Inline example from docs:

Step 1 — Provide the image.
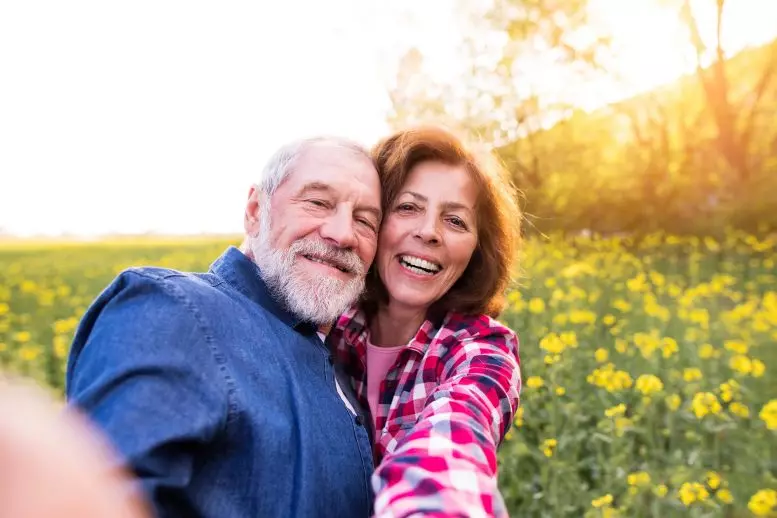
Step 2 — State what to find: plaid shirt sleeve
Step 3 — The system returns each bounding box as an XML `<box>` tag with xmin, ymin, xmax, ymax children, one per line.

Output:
<box><xmin>371</xmin><ymin>322</ymin><xmax>521</xmax><ymax>518</ymax></box>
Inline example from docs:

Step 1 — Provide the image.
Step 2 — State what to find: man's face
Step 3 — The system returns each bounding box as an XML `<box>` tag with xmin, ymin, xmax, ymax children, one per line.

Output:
<box><xmin>245</xmin><ymin>144</ymin><xmax>381</xmax><ymax>324</ymax></box>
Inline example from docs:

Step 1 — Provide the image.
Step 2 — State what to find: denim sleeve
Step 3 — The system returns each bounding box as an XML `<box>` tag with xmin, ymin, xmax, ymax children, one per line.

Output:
<box><xmin>66</xmin><ymin>270</ymin><xmax>230</xmax><ymax>517</ymax></box>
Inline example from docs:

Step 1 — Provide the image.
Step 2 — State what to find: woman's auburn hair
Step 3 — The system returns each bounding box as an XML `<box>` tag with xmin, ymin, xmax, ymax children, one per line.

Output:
<box><xmin>363</xmin><ymin>125</ymin><xmax>522</xmax><ymax>318</ymax></box>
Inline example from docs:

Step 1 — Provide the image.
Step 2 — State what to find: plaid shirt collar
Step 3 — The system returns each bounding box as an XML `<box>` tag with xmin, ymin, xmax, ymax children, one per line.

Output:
<box><xmin>331</xmin><ymin>305</ymin><xmax>450</xmax><ymax>398</ymax></box>
<box><xmin>337</xmin><ymin>305</ymin><xmax>436</xmax><ymax>352</ymax></box>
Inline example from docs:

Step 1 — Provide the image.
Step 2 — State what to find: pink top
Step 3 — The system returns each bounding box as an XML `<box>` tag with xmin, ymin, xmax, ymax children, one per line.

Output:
<box><xmin>365</xmin><ymin>338</ymin><xmax>405</xmax><ymax>436</ymax></box>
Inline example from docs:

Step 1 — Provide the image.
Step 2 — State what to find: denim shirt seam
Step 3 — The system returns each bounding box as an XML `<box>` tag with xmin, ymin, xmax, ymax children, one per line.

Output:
<box><xmin>147</xmin><ymin>272</ymin><xmax>238</xmax><ymax>430</ymax></box>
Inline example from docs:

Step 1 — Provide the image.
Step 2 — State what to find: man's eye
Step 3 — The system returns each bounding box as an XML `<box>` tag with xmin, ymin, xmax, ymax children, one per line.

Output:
<box><xmin>308</xmin><ymin>199</ymin><xmax>328</xmax><ymax>208</ymax></box>
<box><xmin>358</xmin><ymin>219</ymin><xmax>377</xmax><ymax>231</ymax></box>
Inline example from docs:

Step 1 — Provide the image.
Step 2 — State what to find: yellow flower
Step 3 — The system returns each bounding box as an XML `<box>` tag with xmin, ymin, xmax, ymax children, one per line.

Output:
<box><xmin>541</xmin><ymin>438</ymin><xmax>557</xmax><ymax>457</ymax></box>
<box><xmin>53</xmin><ymin>335</ymin><xmax>69</xmax><ymax>359</ymax></box>
<box><xmin>759</xmin><ymin>400</ymin><xmax>777</xmax><ymax>430</ymax></box>
<box><xmin>591</xmin><ymin>494</ymin><xmax>613</xmax><ymax>508</ymax></box>
<box><xmin>751</xmin><ymin>358</ymin><xmax>765</xmax><ymax>377</ymax></box>
<box><xmin>627</xmin><ymin>273</ymin><xmax>648</xmax><ymax>292</ymax></box>
<box><xmin>560</xmin><ymin>332</ymin><xmax>578</xmax><ymax>347</ymax></box>
<box><xmin>13</xmin><ymin>331</ymin><xmax>31</xmax><ymax>343</ymax></box>
<box><xmin>704</xmin><ymin>236</ymin><xmax>720</xmax><ymax>251</ymax></box>
<box><xmin>569</xmin><ymin>309</ymin><xmax>596</xmax><ymax>324</ymax></box>
<box><xmin>698</xmin><ymin>343</ymin><xmax>716</xmax><ymax>359</ymax></box>
<box><xmin>683</xmin><ymin>368</ymin><xmax>702</xmax><ymax>382</ymax></box>
<box><xmin>719</xmin><ymin>379</ymin><xmax>739</xmax><ymax>402</ymax></box>
<box><xmin>691</xmin><ymin>392</ymin><xmax>722</xmax><ymax>419</ymax></box>
<box><xmin>678</xmin><ymin>482</ymin><xmax>710</xmax><ymax>506</ymax></box>
<box><xmin>513</xmin><ymin>406</ymin><xmax>524</xmax><ymax>427</ymax></box>
<box><xmin>613</xmin><ymin>417</ymin><xmax>632</xmax><ymax>437</ymax></box>
<box><xmin>668</xmin><ymin>284</ymin><xmax>682</xmax><ymax>297</ymax></box>
<box><xmin>716</xmin><ymin>488</ymin><xmax>733</xmax><ymax>504</ymax></box>
<box><xmin>526</xmin><ymin>376</ymin><xmax>544</xmax><ymax>389</ymax></box>
<box><xmin>613</xmin><ymin>299</ymin><xmax>631</xmax><ymax>312</ymax></box>
<box><xmin>588</xmin><ymin>364</ymin><xmax>633</xmax><ymax>393</ymax></box>
<box><xmin>654</xmin><ymin>484</ymin><xmax>668</xmax><ymax>498</ymax></box>
<box><xmin>19</xmin><ymin>345</ymin><xmax>41</xmax><ymax>362</ymax></box>
<box><xmin>724</xmin><ymin>339</ymin><xmax>748</xmax><ymax>354</ymax></box>
<box><xmin>666</xmin><ymin>394</ymin><xmax>681</xmax><ymax>411</ymax></box>
<box><xmin>0</xmin><ymin>302</ymin><xmax>8</xmax><ymax>315</ymax></box>
<box><xmin>627</xmin><ymin>471</ymin><xmax>651</xmax><ymax>487</ymax></box>
<box><xmin>705</xmin><ymin>471</ymin><xmax>721</xmax><ymax>490</ymax></box>
<box><xmin>688</xmin><ymin>308</ymin><xmax>709</xmax><ymax>329</ymax></box>
<box><xmin>634</xmin><ymin>332</ymin><xmax>659</xmax><ymax>359</ymax></box>
<box><xmin>605</xmin><ymin>404</ymin><xmax>626</xmax><ymax>418</ymax></box>
<box><xmin>529</xmin><ymin>298</ymin><xmax>546</xmax><ymax>314</ymax></box>
<box><xmin>603</xmin><ymin>314</ymin><xmax>616</xmax><ymax>326</ymax></box>
<box><xmin>53</xmin><ymin>316</ymin><xmax>79</xmax><ymax>335</ymax></box>
<box><xmin>661</xmin><ymin>337</ymin><xmax>678</xmax><ymax>358</ymax></box>
<box><xmin>649</xmin><ymin>270</ymin><xmax>665</xmax><ymax>287</ymax></box>
<box><xmin>748</xmin><ymin>489</ymin><xmax>777</xmax><ymax>517</ymax></box>
<box><xmin>540</xmin><ymin>333</ymin><xmax>566</xmax><ymax>354</ymax></box>
<box><xmin>635</xmin><ymin>374</ymin><xmax>663</xmax><ymax>396</ymax></box>
<box><xmin>555</xmin><ymin>386</ymin><xmax>566</xmax><ymax>396</ymax></box>
<box><xmin>594</xmin><ymin>348</ymin><xmax>609</xmax><ymax>363</ymax></box>
<box><xmin>614</xmin><ymin>339</ymin><xmax>627</xmax><ymax>354</ymax></box>
<box><xmin>729</xmin><ymin>402</ymin><xmax>750</xmax><ymax>418</ymax></box>
<box><xmin>729</xmin><ymin>354</ymin><xmax>753</xmax><ymax>375</ymax></box>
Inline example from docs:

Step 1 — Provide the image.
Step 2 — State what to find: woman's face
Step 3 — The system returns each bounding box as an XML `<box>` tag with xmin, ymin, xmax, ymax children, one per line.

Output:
<box><xmin>376</xmin><ymin>160</ymin><xmax>479</xmax><ymax>313</ymax></box>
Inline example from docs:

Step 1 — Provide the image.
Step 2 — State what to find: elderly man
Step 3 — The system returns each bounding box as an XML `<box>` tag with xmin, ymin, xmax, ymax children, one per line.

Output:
<box><xmin>66</xmin><ymin>137</ymin><xmax>382</xmax><ymax>518</ymax></box>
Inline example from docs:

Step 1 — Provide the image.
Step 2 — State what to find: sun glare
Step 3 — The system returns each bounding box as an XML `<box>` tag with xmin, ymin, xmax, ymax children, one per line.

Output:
<box><xmin>591</xmin><ymin>0</ymin><xmax>777</xmax><ymax>103</ymax></box>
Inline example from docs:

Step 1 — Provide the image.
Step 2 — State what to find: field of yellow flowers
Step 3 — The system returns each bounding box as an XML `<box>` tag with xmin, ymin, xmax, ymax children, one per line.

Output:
<box><xmin>0</xmin><ymin>232</ymin><xmax>775</xmax><ymax>517</ymax></box>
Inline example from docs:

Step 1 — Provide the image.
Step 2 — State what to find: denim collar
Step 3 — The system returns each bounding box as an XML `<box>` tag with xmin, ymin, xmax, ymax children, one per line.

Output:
<box><xmin>209</xmin><ymin>246</ymin><xmax>315</xmax><ymax>333</ymax></box>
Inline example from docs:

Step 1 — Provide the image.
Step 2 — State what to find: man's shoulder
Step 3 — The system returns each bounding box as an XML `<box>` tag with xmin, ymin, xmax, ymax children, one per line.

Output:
<box><xmin>111</xmin><ymin>265</ymin><xmax>220</xmax><ymax>295</ymax></box>
<box><xmin>116</xmin><ymin>264</ymin><xmax>207</xmax><ymax>283</ymax></box>
<box><xmin>83</xmin><ymin>265</ymin><xmax>227</xmax><ymax>325</ymax></box>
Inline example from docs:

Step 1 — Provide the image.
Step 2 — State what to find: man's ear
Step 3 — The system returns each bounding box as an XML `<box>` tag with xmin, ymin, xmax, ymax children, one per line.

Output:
<box><xmin>244</xmin><ymin>185</ymin><xmax>262</xmax><ymax>237</ymax></box>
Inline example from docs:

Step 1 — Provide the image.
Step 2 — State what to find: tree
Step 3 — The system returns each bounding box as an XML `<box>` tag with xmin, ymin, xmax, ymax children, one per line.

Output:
<box><xmin>386</xmin><ymin>0</ymin><xmax>610</xmax><ymax>160</ymax></box>
<box><xmin>668</xmin><ymin>0</ymin><xmax>777</xmax><ymax>185</ymax></box>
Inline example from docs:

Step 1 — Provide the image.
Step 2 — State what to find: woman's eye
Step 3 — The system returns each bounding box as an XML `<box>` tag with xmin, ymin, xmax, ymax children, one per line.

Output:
<box><xmin>448</xmin><ymin>216</ymin><xmax>467</xmax><ymax>229</ymax></box>
<box><xmin>396</xmin><ymin>203</ymin><xmax>415</xmax><ymax>212</ymax></box>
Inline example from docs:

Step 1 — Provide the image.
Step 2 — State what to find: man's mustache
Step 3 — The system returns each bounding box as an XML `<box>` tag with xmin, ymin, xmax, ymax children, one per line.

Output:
<box><xmin>290</xmin><ymin>239</ymin><xmax>366</xmax><ymax>276</ymax></box>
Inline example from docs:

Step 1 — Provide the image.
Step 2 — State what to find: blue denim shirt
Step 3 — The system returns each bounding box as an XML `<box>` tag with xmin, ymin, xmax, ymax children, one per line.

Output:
<box><xmin>66</xmin><ymin>246</ymin><xmax>375</xmax><ymax>518</ymax></box>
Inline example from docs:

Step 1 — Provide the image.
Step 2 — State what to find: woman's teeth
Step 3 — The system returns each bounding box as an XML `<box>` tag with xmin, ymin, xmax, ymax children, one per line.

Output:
<box><xmin>399</xmin><ymin>255</ymin><xmax>441</xmax><ymax>275</ymax></box>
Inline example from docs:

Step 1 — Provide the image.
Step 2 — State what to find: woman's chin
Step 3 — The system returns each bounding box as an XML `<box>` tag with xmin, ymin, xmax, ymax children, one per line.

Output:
<box><xmin>384</xmin><ymin>288</ymin><xmax>437</xmax><ymax>313</ymax></box>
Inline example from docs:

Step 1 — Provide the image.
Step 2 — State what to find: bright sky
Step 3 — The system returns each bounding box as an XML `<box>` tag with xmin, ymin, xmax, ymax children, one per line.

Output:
<box><xmin>1</xmin><ymin>0</ymin><xmax>775</xmax><ymax>237</ymax></box>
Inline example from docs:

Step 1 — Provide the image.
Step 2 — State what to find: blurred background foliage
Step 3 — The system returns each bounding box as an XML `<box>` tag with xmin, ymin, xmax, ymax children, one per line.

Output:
<box><xmin>387</xmin><ymin>0</ymin><xmax>777</xmax><ymax>236</ymax></box>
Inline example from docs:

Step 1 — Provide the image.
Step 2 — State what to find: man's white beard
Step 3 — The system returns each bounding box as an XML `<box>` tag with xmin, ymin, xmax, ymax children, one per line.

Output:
<box><xmin>249</xmin><ymin>208</ymin><xmax>366</xmax><ymax>325</ymax></box>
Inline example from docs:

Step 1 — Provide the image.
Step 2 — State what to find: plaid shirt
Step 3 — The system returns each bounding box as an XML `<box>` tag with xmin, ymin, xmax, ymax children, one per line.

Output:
<box><xmin>328</xmin><ymin>307</ymin><xmax>521</xmax><ymax>518</ymax></box>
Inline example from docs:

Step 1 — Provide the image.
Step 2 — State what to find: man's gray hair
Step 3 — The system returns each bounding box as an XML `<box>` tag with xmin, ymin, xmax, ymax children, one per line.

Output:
<box><xmin>258</xmin><ymin>136</ymin><xmax>373</xmax><ymax>196</ymax></box>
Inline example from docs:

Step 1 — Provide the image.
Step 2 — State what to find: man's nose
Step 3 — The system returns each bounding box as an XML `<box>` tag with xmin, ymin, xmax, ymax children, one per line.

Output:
<box><xmin>319</xmin><ymin>207</ymin><xmax>357</xmax><ymax>249</ymax></box>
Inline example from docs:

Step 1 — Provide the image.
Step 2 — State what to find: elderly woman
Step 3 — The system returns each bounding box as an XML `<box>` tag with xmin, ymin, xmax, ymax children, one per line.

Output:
<box><xmin>327</xmin><ymin>126</ymin><xmax>522</xmax><ymax>517</ymax></box>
